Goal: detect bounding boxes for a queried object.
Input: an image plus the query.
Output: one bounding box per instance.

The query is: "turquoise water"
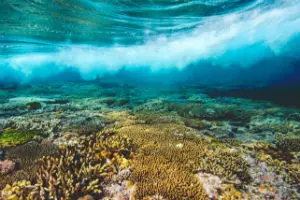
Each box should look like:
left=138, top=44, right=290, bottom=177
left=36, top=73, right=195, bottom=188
left=1, top=1, right=300, bottom=199
left=1, top=0, right=300, bottom=82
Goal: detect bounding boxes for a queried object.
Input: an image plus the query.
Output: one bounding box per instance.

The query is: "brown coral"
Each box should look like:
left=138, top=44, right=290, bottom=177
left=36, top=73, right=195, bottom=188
left=275, top=134, right=300, bottom=152
left=199, top=148, right=251, bottom=183
left=0, top=130, right=133, bottom=200
left=115, top=123, right=210, bottom=199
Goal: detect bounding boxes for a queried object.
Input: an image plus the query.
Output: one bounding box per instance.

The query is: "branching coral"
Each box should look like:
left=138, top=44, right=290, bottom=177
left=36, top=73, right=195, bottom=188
left=0, top=141, right=58, bottom=188
left=245, top=141, right=294, bottom=163
left=0, top=130, right=133, bottom=200
left=131, top=155, right=208, bottom=200
left=199, top=148, right=251, bottom=183
left=263, top=157, right=300, bottom=185
left=116, top=123, right=212, bottom=199
left=219, top=184, right=243, bottom=200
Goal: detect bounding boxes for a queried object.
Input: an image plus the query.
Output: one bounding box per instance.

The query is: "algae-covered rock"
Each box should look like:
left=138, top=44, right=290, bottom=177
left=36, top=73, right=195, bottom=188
left=0, top=128, right=44, bottom=148
left=117, top=98, right=130, bottom=106
left=26, top=101, right=42, bottom=110
left=275, top=134, right=300, bottom=152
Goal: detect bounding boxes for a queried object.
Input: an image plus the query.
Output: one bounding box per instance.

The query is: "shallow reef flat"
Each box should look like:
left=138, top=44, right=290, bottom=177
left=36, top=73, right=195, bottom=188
left=0, top=82, right=300, bottom=199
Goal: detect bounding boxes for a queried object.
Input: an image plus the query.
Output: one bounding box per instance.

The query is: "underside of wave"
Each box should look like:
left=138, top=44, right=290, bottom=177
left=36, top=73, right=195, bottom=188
left=1, top=0, right=300, bottom=86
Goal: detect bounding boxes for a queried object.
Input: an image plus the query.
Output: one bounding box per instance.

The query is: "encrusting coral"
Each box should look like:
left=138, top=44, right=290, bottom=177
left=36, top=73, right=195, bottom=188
left=0, top=130, right=133, bottom=200
left=275, top=134, right=300, bottom=152
left=113, top=116, right=251, bottom=199
left=114, top=123, right=210, bottom=199
left=0, top=128, right=43, bottom=148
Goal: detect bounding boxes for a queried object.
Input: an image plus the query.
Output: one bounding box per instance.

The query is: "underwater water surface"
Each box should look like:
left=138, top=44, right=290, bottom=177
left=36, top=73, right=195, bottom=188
left=1, top=0, right=300, bottom=199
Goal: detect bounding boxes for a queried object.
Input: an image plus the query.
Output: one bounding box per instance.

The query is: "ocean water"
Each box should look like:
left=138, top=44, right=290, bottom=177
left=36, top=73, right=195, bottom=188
left=0, top=0, right=300, bottom=199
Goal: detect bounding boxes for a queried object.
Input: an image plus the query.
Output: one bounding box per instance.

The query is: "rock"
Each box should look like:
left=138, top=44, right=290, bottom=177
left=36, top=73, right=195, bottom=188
left=26, top=102, right=42, bottom=110
left=197, top=172, right=222, bottom=199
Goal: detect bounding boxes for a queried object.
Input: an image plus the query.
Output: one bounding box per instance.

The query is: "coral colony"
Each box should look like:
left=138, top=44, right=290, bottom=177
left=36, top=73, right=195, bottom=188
left=0, top=84, right=300, bottom=199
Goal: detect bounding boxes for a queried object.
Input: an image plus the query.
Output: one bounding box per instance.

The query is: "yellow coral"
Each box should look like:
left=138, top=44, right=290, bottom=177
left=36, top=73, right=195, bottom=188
left=220, top=184, right=243, bottom=200
left=0, top=130, right=133, bottom=200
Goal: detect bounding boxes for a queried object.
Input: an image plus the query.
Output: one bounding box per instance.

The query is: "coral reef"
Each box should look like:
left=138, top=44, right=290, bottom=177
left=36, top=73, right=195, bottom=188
left=1, top=82, right=300, bottom=199
left=275, top=134, right=300, bottom=152
left=0, top=128, right=44, bottom=148
left=168, top=102, right=257, bottom=123
left=131, top=155, right=208, bottom=200
left=199, top=148, right=251, bottom=183
left=0, top=130, right=133, bottom=199
left=115, top=123, right=217, bottom=199
left=0, top=141, right=58, bottom=187
left=197, top=172, right=222, bottom=199
left=26, top=101, right=42, bottom=110
left=0, top=160, right=15, bottom=175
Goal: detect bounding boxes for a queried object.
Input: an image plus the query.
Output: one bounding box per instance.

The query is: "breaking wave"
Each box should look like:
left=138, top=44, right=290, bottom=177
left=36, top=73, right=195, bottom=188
left=0, top=0, right=300, bottom=82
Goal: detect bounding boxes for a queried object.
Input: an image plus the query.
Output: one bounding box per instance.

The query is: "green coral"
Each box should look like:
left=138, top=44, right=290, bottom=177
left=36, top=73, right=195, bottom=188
left=0, top=128, right=43, bottom=148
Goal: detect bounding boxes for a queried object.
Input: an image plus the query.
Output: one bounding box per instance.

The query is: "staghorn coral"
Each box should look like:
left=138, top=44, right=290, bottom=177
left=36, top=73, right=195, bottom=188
left=219, top=184, right=243, bottom=200
left=184, top=119, right=212, bottom=130
left=115, top=123, right=211, bottom=199
left=263, top=156, right=300, bottom=185
left=211, top=138, right=242, bottom=148
left=0, top=130, right=133, bottom=199
left=131, top=155, right=208, bottom=200
left=1, top=180, right=34, bottom=200
left=199, top=148, right=251, bottom=183
left=0, top=141, right=58, bottom=188
left=61, top=113, right=104, bottom=135
left=244, top=141, right=294, bottom=163
left=135, top=112, right=181, bottom=125
left=6, top=114, right=61, bottom=137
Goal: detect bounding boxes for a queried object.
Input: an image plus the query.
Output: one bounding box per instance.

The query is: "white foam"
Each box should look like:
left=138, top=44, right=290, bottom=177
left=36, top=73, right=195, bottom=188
left=5, top=0, right=300, bottom=80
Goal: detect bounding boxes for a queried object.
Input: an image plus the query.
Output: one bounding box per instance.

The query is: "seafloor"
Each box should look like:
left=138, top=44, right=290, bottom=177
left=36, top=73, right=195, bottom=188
left=0, top=82, right=299, bottom=200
